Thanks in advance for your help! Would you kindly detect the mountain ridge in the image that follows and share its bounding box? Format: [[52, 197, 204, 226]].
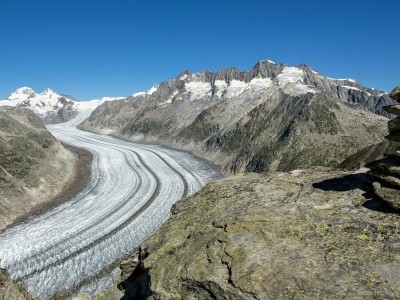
[[0, 87, 79, 124], [81, 60, 392, 174]]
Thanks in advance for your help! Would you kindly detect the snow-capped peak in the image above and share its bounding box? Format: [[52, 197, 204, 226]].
[[40, 88, 60, 98], [41, 88, 55, 95], [0, 87, 80, 123], [258, 59, 276, 64], [6, 87, 36, 101]]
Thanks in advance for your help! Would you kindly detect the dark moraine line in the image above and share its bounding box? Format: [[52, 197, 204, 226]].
[[15, 150, 143, 273], [18, 145, 189, 281]]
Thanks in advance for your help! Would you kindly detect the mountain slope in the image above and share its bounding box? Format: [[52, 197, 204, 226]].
[[117, 170, 400, 300], [81, 60, 391, 174], [0, 106, 80, 229], [0, 87, 79, 124]]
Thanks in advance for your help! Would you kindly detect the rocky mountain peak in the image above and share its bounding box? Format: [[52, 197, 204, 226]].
[[251, 59, 286, 80], [176, 70, 192, 81]]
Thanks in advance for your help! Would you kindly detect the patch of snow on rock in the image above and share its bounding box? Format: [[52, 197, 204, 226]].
[[159, 90, 178, 106], [133, 91, 146, 97], [277, 67, 304, 87], [248, 78, 272, 92], [343, 85, 371, 96], [214, 80, 228, 98], [277, 67, 315, 95], [225, 80, 247, 98], [185, 81, 212, 101], [147, 86, 158, 95]]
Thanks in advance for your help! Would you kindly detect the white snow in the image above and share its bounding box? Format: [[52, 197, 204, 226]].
[[99, 96, 125, 102], [213, 78, 272, 99], [277, 67, 316, 95], [277, 67, 304, 87], [328, 77, 357, 83], [146, 86, 158, 95], [214, 80, 228, 98], [133, 91, 146, 97], [338, 78, 357, 83], [248, 77, 272, 92], [224, 80, 247, 98], [6, 86, 36, 101], [79, 96, 125, 112], [342, 85, 371, 96], [185, 81, 212, 101], [259, 59, 276, 64], [179, 74, 188, 81], [0, 87, 79, 116]]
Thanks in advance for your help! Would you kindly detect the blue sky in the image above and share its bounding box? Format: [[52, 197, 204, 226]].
[[0, 0, 398, 100]]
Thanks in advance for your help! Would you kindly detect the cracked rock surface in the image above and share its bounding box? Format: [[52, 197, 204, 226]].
[[124, 170, 400, 300]]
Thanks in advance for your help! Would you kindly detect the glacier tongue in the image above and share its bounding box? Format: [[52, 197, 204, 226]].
[[0, 108, 219, 298]]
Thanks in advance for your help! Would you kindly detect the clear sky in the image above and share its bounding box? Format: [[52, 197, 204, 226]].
[[0, 0, 399, 100]]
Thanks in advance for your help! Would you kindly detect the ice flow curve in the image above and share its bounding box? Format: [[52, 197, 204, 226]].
[[0, 107, 219, 298]]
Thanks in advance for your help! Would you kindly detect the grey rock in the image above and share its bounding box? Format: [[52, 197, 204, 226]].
[[120, 170, 400, 299], [389, 86, 400, 102], [0, 106, 78, 229], [81, 61, 389, 175], [388, 116, 400, 135], [383, 104, 400, 115], [372, 181, 400, 210]]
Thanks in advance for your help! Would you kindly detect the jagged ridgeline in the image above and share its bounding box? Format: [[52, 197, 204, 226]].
[[81, 60, 393, 174]]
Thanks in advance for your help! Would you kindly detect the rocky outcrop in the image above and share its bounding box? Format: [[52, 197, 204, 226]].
[[367, 86, 400, 209], [81, 60, 391, 174], [0, 106, 80, 230], [119, 169, 400, 299]]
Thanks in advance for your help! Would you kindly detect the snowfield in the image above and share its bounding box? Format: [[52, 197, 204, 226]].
[[0, 108, 219, 298]]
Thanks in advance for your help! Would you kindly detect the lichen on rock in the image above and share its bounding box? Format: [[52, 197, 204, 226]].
[[121, 170, 400, 299]]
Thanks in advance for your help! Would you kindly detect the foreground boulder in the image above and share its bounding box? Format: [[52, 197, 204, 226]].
[[120, 170, 400, 299], [367, 86, 400, 209]]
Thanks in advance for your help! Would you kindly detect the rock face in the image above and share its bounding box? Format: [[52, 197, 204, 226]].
[[0, 106, 78, 229], [389, 87, 400, 102], [119, 170, 400, 300], [367, 86, 400, 209], [0, 87, 79, 124], [81, 60, 391, 174]]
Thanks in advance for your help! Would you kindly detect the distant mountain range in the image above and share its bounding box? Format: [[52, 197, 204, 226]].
[[1, 60, 393, 174], [0, 87, 79, 124], [81, 60, 393, 174], [0, 87, 125, 124]]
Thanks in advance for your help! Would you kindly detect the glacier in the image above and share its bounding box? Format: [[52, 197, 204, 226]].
[[0, 107, 219, 298]]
